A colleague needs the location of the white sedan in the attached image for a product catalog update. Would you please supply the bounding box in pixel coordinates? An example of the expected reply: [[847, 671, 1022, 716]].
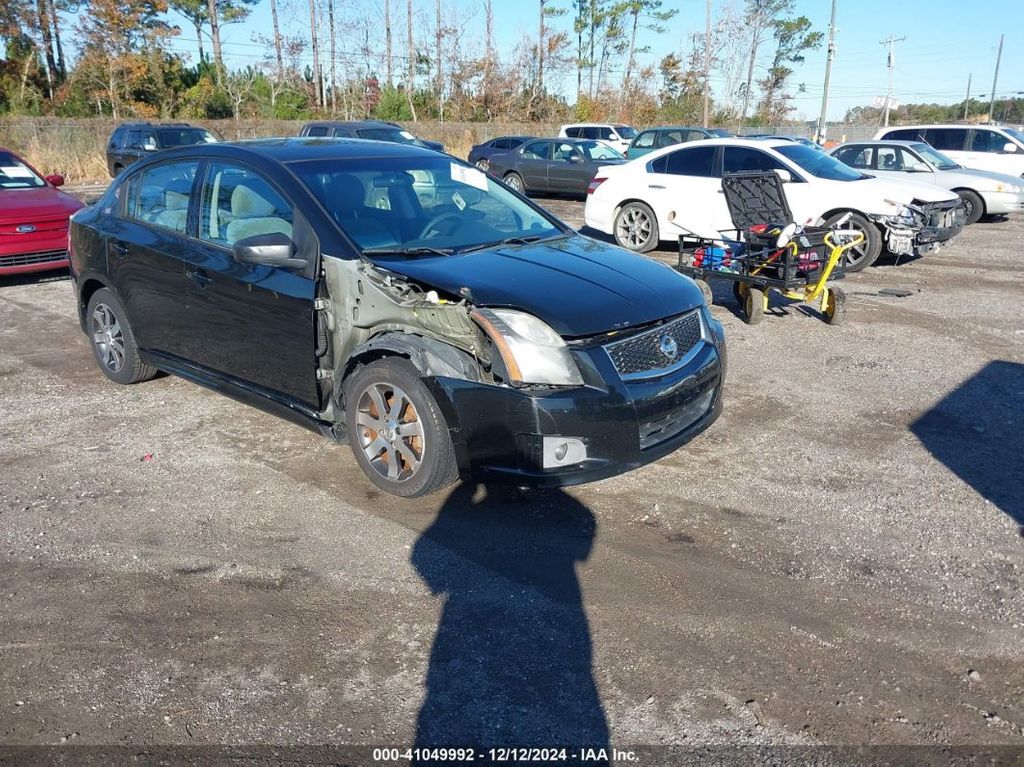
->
[[584, 138, 965, 271], [830, 140, 1024, 225]]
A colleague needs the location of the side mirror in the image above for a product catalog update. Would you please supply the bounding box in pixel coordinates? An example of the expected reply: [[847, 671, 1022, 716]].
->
[[232, 232, 306, 270], [775, 168, 793, 183], [1003, 142, 1018, 154], [44, 173, 64, 187]]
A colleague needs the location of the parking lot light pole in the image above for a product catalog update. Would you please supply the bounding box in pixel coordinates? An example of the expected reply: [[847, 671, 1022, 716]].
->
[[703, 0, 711, 128], [815, 0, 837, 145], [988, 34, 1004, 122], [880, 34, 905, 128]]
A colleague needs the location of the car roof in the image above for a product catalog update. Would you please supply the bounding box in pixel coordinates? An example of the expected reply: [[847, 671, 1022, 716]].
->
[[132, 137, 439, 165], [835, 140, 924, 148], [305, 120, 404, 129], [881, 124, 1008, 131], [561, 122, 630, 128]]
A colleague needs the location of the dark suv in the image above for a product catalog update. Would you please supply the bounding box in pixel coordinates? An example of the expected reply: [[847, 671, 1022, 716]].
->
[[69, 139, 725, 497], [106, 122, 218, 177], [299, 120, 444, 152]]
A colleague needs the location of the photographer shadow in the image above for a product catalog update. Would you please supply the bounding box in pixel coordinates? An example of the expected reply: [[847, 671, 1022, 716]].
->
[[411, 482, 609, 751]]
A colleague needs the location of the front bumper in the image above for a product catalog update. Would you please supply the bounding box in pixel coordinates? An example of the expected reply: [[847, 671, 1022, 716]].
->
[[0, 224, 70, 276], [875, 199, 966, 256], [980, 190, 1024, 216], [429, 312, 726, 487]]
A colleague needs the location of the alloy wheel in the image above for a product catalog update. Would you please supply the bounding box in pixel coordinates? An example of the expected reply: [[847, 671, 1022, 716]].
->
[[475, 159, 490, 171], [505, 174, 523, 192], [91, 303, 125, 373], [355, 382, 424, 482], [617, 205, 652, 249]]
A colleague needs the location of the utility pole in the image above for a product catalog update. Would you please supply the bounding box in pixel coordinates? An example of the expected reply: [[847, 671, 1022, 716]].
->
[[988, 34, 1003, 122], [963, 74, 971, 120], [702, 0, 711, 128], [815, 0, 837, 145], [880, 34, 905, 127]]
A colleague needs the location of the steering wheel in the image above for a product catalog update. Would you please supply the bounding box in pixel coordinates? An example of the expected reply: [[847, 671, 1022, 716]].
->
[[418, 212, 463, 240]]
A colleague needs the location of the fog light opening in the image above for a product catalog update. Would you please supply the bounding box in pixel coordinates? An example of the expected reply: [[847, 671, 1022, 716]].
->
[[542, 436, 588, 469]]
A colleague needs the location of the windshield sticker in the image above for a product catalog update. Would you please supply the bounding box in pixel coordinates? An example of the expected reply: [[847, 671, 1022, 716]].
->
[[1, 166, 33, 177], [451, 191, 467, 211], [399, 130, 416, 140], [450, 163, 488, 191]]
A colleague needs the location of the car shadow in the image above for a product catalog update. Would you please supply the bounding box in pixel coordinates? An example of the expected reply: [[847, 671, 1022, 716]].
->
[[0, 270, 70, 289], [910, 361, 1024, 535], [410, 482, 609, 752]]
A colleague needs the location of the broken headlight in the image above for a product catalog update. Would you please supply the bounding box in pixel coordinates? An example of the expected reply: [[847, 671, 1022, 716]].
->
[[471, 308, 584, 387]]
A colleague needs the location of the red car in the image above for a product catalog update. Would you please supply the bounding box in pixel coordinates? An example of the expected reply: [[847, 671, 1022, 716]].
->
[[0, 146, 84, 276]]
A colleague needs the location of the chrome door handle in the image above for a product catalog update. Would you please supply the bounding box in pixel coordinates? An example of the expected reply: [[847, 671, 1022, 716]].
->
[[110, 240, 128, 256], [648, 184, 666, 189]]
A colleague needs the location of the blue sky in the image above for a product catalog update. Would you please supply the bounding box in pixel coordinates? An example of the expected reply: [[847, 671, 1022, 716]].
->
[[160, 0, 1022, 122]]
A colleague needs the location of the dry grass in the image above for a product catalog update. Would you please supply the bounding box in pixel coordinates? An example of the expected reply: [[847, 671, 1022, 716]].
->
[[0, 118, 560, 184]]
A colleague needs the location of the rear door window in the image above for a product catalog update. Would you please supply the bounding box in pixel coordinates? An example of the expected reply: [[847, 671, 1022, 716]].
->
[[124, 160, 199, 233], [876, 146, 903, 170], [305, 126, 330, 137], [651, 146, 717, 177], [923, 128, 967, 152], [563, 126, 582, 138], [521, 141, 551, 160], [883, 128, 920, 141], [657, 130, 686, 148]]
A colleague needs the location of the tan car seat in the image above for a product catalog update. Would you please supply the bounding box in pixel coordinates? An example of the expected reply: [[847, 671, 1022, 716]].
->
[[154, 189, 189, 232], [224, 184, 292, 245]]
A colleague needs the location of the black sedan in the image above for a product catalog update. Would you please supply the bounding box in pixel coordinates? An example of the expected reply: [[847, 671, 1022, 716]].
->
[[486, 138, 626, 196], [467, 135, 533, 171], [67, 138, 724, 497]]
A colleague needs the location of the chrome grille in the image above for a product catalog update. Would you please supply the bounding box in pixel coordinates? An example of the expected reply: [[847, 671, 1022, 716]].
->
[[605, 310, 703, 380], [1, 250, 67, 267]]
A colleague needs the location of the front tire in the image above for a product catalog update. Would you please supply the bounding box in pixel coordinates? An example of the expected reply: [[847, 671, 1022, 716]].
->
[[824, 211, 880, 272], [955, 189, 984, 225], [86, 288, 157, 385], [822, 286, 846, 325], [613, 201, 659, 253], [343, 358, 458, 498]]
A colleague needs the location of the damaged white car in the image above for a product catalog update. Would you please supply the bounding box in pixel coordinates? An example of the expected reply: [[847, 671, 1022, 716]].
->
[[584, 138, 966, 271]]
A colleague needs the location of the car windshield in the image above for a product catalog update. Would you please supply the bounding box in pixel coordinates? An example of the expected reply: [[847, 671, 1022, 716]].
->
[[1003, 127, 1024, 145], [292, 156, 563, 255], [157, 128, 218, 148], [709, 128, 734, 138], [0, 151, 46, 189], [615, 126, 638, 139], [579, 141, 624, 160], [912, 142, 959, 170], [776, 144, 867, 181]]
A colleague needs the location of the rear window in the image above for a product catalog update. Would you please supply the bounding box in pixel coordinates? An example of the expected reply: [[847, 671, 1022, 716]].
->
[[305, 126, 330, 137], [923, 128, 966, 152]]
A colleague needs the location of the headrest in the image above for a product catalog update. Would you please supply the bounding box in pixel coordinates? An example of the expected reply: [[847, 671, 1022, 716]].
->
[[322, 173, 366, 210], [165, 190, 189, 210], [231, 184, 276, 217]]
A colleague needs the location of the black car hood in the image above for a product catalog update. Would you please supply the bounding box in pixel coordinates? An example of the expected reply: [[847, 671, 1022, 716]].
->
[[374, 235, 704, 337]]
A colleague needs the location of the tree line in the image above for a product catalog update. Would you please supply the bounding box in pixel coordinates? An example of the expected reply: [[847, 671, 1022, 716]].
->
[[3, 0, 837, 127]]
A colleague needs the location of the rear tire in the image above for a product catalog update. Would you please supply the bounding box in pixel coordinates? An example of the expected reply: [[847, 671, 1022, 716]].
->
[[343, 358, 458, 498], [955, 189, 984, 225], [613, 201, 659, 253], [824, 211, 880, 272], [86, 288, 157, 385], [823, 286, 846, 325]]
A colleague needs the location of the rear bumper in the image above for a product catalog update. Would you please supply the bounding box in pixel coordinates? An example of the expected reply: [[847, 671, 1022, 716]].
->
[[583, 196, 617, 235], [429, 313, 726, 487]]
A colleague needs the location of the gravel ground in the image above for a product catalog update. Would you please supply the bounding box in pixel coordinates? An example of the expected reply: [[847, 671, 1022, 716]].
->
[[1, 187, 1022, 754]]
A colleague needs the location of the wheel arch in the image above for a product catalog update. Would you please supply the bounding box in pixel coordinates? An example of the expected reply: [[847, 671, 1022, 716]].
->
[[818, 206, 880, 230], [77, 274, 115, 330], [950, 187, 986, 215]]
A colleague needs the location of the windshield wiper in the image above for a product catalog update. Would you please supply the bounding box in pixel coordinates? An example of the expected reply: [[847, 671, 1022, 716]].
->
[[459, 233, 568, 254], [361, 245, 454, 258]]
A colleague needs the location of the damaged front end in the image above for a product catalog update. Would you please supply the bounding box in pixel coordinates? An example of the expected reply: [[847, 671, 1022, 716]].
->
[[316, 253, 725, 486], [871, 198, 966, 256]]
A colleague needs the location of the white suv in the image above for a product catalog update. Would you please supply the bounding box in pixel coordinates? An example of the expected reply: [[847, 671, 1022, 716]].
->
[[874, 124, 1024, 178], [559, 123, 637, 154]]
